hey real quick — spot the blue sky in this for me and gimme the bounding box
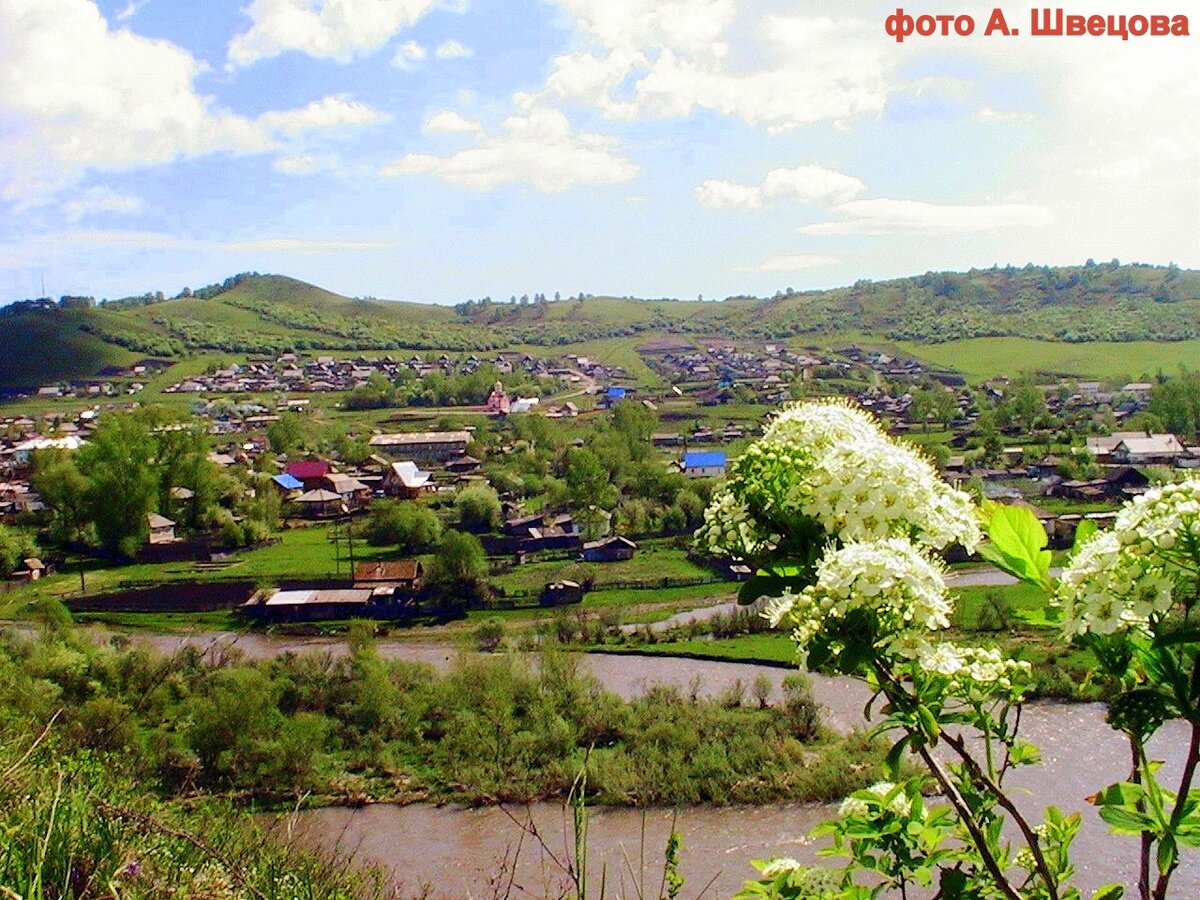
[0,0,1196,305]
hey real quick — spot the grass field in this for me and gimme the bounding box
[896,336,1200,382]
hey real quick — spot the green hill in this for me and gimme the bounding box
[2,262,1197,390]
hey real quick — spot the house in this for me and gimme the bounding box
[286,459,333,490]
[353,560,424,595]
[445,455,481,476]
[368,431,471,463]
[383,461,434,498]
[294,489,344,518]
[10,558,47,582]
[243,588,376,622]
[1112,434,1187,465]
[147,514,177,544]
[1049,465,1149,501]
[322,474,372,510]
[540,580,584,607]
[682,450,727,478]
[582,535,637,562]
[271,473,304,495]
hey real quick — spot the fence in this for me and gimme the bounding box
[493,573,724,600]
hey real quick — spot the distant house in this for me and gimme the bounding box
[383,461,434,498]
[1112,435,1187,465]
[353,560,424,595]
[287,460,333,490]
[682,450,727,478]
[321,474,372,510]
[271,473,304,495]
[598,387,627,408]
[10,558,47,582]
[540,580,584,607]
[147,514,177,545]
[294,489,344,518]
[1050,465,1149,501]
[445,455,482,476]
[582,536,637,562]
[368,431,471,463]
[244,588,375,622]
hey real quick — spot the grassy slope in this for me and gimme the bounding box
[4,265,1199,390]
[895,336,1200,382]
[0,308,138,389]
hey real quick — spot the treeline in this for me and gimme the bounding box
[344,364,550,411]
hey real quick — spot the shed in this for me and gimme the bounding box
[294,489,344,518]
[147,514,177,544]
[582,536,637,562]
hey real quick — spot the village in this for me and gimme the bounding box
[2,339,1199,626]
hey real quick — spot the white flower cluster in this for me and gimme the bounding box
[1057,530,1175,635]
[1055,481,1200,635]
[696,486,777,560]
[697,399,980,559]
[839,781,912,818]
[914,641,1032,697]
[1112,480,1200,556]
[769,539,954,652]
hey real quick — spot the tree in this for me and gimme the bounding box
[77,415,158,557]
[427,530,489,615]
[31,451,91,545]
[364,501,442,553]
[454,483,503,532]
[267,412,309,456]
[0,525,35,577]
[1148,368,1200,440]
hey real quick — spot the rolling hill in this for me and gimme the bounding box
[1,262,1197,390]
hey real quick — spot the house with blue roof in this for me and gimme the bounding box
[598,386,629,408]
[682,450,727,478]
[272,473,304,494]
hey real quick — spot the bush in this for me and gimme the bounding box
[364,500,442,552]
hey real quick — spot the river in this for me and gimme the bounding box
[54,625,1200,897]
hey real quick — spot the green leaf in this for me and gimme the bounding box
[1157,833,1178,875]
[1091,885,1124,900]
[979,501,1053,589]
[1097,807,1156,835]
[884,735,910,780]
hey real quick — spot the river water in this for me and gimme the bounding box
[60,626,1200,897]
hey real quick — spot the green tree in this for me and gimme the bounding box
[77,415,159,557]
[1148,368,1200,440]
[267,412,309,455]
[31,451,91,545]
[0,525,35,577]
[364,501,442,552]
[454,483,503,532]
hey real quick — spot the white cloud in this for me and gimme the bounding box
[733,254,840,274]
[392,40,427,69]
[272,154,338,175]
[799,199,1055,236]
[435,39,472,59]
[116,0,151,21]
[259,96,388,137]
[0,0,386,205]
[382,108,639,193]
[60,187,142,222]
[228,0,441,66]
[422,110,482,135]
[696,166,866,209]
[543,4,891,130]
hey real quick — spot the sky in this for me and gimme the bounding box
[0,0,1197,305]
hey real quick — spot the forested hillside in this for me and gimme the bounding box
[1,261,1196,389]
